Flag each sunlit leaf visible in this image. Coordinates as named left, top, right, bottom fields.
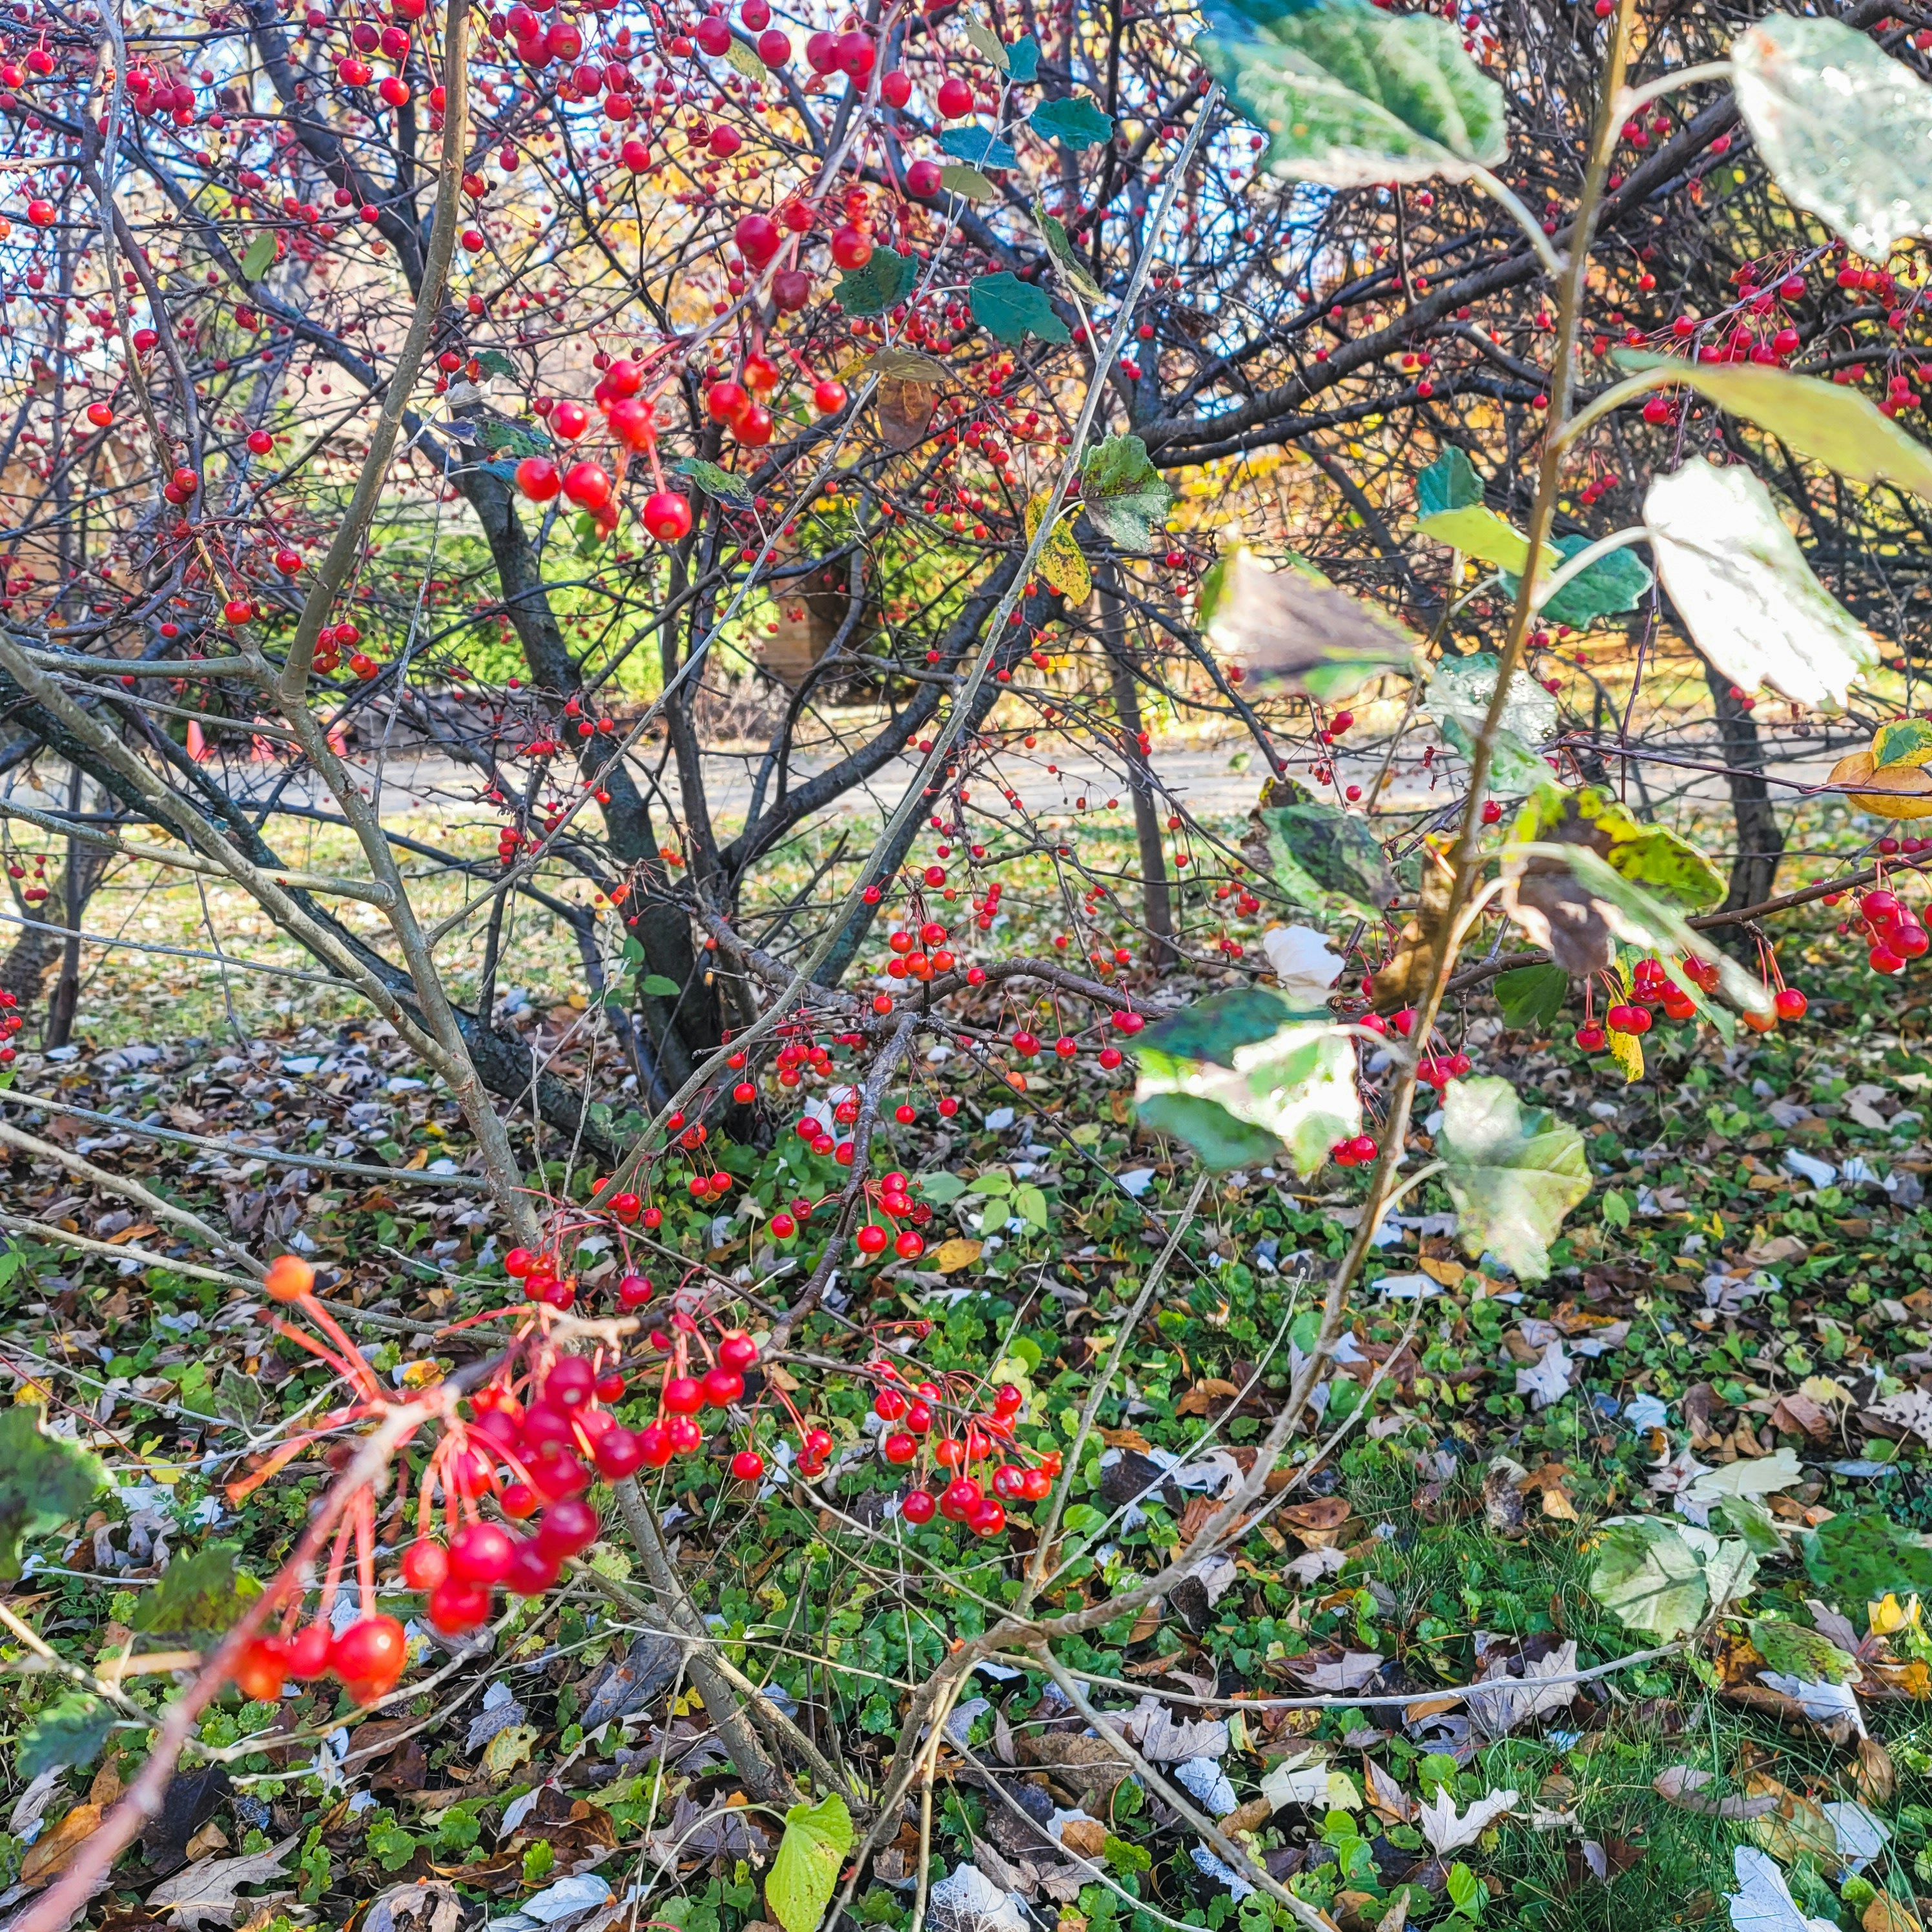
left=1643, top=461, right=1880, bottom=709
left=1080, top=433, right=1173, bottom=550
left=1749, top=1618, right=1860, bottom=1686
left=1435, top=1074, right=1588, bottom=1281
left=721, top=34, right=766, bottom=83
left=1426, top=650, right=1556, bottom=790
left=1200, top=547, right=1418, bottom=701
left=1588, top=1518, right=1711, bottom=1639
left=1731, top=14, right=1932, bottom=260
left=1025, top=498, right=1091, bottom=603
left=675, top=456, right=753, bottom=506
left=1827, top=748, right=1932, bottom=819
left=969, top=272, right=1071, bottom=345
left=0, top=1407, right=105, bottom=1581
left=766, top=1792, right=854, bottom=1932
left=1615, top=349, right=1932, bottom=504
left=963, top=15, right=1010, bottom=70
left=240, top=232, right=278, bottom=282
left=1417, top=444, right=1484, bottom=518
left=1136, top=987, right=1361, bottom=1177
left=1417, top=502, right=1554, bottom=575
left=1029, top=94, right=1114, bottom=149
left=1802, top=1510, right=1932, bottom=1618
left=1512, top=782, right=1724, bottom=912
left=1198, top=0, right=1505, bottom=186
left=938, top=163, right=998, bottom=200
left=1503, top=531, right=1654, bottom=626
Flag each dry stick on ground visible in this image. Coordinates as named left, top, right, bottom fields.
left=1033, top=1649, right=1333, bottom=1932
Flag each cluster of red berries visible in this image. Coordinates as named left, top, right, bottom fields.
left=514, top=356, right=692, bottom=544
left=311, top=621, right=362, bottom=677
left=875, top=1375, right=1060, bottom=1538
left=1851, top=888, right=1929, bottom=976
left=0, top=988, right=20, bottom=1063
left=233, top=1611, right=409, bottom=1705
left=1329, top=1133, right=1380, bottom=1167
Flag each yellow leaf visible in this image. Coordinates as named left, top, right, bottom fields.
left=1418, top=1257, right=1466, bottom=1286
left=1025, top=498, right=1091, bottom=604
left=1606, top=962, right=1643, bottom=1083
left=483, top=1724, right=538, bottom=1775
left=1829, top=746, right=1932, bottom=818
left=934, top=1237, right=983, bottom=1273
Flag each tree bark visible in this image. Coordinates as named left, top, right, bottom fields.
left=1096, top=562, right=1177, bottom=967
left=1702, top=654, right=1785, bottom=951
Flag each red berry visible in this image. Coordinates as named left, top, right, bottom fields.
left=504, top=1542, right=560, bottom=1596
left=731, top=1449, right=766, bottom=1481
left=402, top=1539, right=448, bottom=1590
left=883, top=1431, right=918, bottom=1463
left=535, top=1497, right=601, bottom=1560
left=331, top=1615, right=408, bottom=1701
left=702, top=1366, right=745, bottom=1407
left=936, top=74, right=972, bottom=116
left=449, top=1521, right=517, bottom=1584
left=644, top=491, right=692, bottom=542
left=1774, top=987, right=1808, bottom=1020
left=285, top=1624, right=333, bottom=1680
left=969, top=1497, right=1007, bottom=1537
left=1574, top=1023, right=1607, bottom=1052
left=940, top=1476, right=983, bottom=1521
left=595, top=1426, right=644, bottom=1478
left=427, top=1577, right=492, bottom=1633
left=901, top=1488, right=937, bottom=1523
left=662, top=1375, right=704, bottom=1414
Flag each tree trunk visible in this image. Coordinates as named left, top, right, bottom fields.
left=1096, top=562, right=1177, bottom=967
left=1702, top=655, right=1785, bottom=947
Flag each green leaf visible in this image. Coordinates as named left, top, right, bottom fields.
left=1029, top=94, right=1114, bottom=149
left=1417, top=502, right=1554, bottom=576
left=1802, top=1509, right=1932, bottom=1617
left=475, top=348, right=518, bottom=379
left=918, top=1171, right=967, bottom=1204
left=675, top=455, right=753, bottom=506
left=1588, top=1518, right=1709, bottom=1639
left=938, top=163, right=998, bottom=200
left=0, top=1408, right=105, bottom=1581
left=1436, top=1074, right=1588, bottom=1282
left=941, top=125, right=1018, bottom=170
left=1078, top=434, right=1173, bottom=550
left=1417, top=446, right=1483, bottom=518
left=1502, top=531, right=1654, bottom=628
left=1494, top=963, right=1568, bottom=1032
left=1005, top=34, right=1040, bottom=81
left=639, top=972, right=683, bottom=998
left=766, top=1791, right=854, bottom=1932
left=1512, top=783, right=1724, bottom=912
left=1445, top=1862, right=1485, bottom=1921
left=1198, top=546, right=1418, bottom=701
left=968, top=272, right=1071, bottom=345
left=1600, top=1187, right=1630, bottom=1229
left=1136, top=988, right=1361, bottom=1177
left=834, top=245, right=917, bottom=318
left=136, top=1541, right=260, bottom=1640
left=1103, top=1836, right=1152, bottom=1878
left=1198, top=0, right=1505, bottom=187
left=1033, top=203, right=1102, bottom=302
left=477, top=419, right=551, bottom=459
left=1748, top=1617, right=1860, bottom=1685
left=1618, top=349, right=1932, bottom=505
left=1259, top=801, right=1398, bottom=916
left=1643, top=459, right=1879, bottom=709
left=963, top=15, right=1010, bottom=68
left=19, top=1691, right=115, bottom=1782
left=1732, top=14, right=1932, bottom=260
left=240, top=232, right=278, bottom=282
left=1012, top=1184, right=1049, bottom=1228
left=1873, top=717, right=1932, bottom=768
left=721, top=32, right=766, bottom=83
left=1427, top=650, right=1557, bottom=756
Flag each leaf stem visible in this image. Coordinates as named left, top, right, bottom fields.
left=1468, top=165, right=1565, bottom=280
left=1531, top=524, right=1651, bottom=611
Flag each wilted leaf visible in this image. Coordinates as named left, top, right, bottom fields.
left=1802, top=1510, right=1932, bottom=1618
left=963, top=15, right=1010, bottom=68
left=1370, top=848, right=1455, bottom=1011
left=1731, top=15, right=1932, bottom=260
left=1034, top=204, right=1102, bottom=302
left=1029, top=94, right=1114, bottom=148
left=1198, top=547, right=1419, bottom=701
left=1588, top=1518, right=1710, bottom=1639
left=1494, top=963, right=1568, bottom=1031
left=1080, top=434, right=1174, bottom=551
left=836, top=245, right=916, bottom=318
left=1828, top=745, right=1932, bottom=820
left=1135, top=987, right=1361, bottom=1177
left=1258, top=800, right=1398, bottom=916
left=1643, top=461, right=1880, bottom=708
left=1436, top=1075, right=1589, bottom=1282
left=877, top=378, right=938, bottom=451
left=1723, top=1845, right=1840, bottom=1932
left=1749, top=1619, right=1861, bottom=1686
left=969, top=272, right=1070, bottom=345
left=0, top=1407, right=105, bottom=1580
left=1025, top=498, right=1091, bottom=603
left=1426, top=651, right=1557, bottom=792
left=1199, top=0, right=1505, bottom=187
left=1616, top=350, right=1932, bottom=504
left=766, top=1791, right=853, bottom=1932
left=1417, top=1786, right=1519, bottom=1855
left=147, top=1835, right=299, bottom=1929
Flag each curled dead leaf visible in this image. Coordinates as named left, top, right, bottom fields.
left=876, top=378, right=938, bottom=451
left=21, top=1802, right=102, bottom=1887
left=1829, top=746, right=1932, bottom=819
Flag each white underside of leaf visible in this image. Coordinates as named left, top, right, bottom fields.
left=1643, top=461, right=1879, bottom=708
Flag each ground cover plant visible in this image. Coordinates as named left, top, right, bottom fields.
left=15, top=0, right=1932, bottom=1922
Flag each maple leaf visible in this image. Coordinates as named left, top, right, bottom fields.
left=1417, top=1786, right=1519, bottom=1855
left=147, top=1834, right=298, bottom=1928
